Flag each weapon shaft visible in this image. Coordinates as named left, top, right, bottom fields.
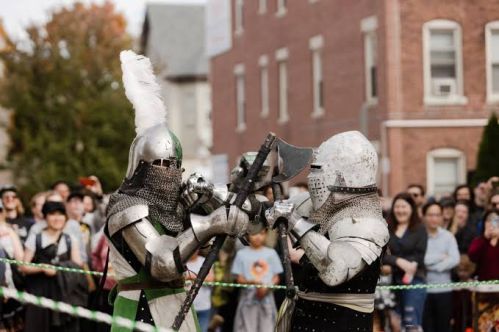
left=172, top=133, right=277, bottom=330
left=272, top=183, right=296, bottom=299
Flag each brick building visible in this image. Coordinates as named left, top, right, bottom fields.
left=208, top=0, right=499, bottom=197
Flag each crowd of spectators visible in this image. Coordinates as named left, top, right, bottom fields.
left=376, top=176, right=499, bottom=332
left=0, top=176, right=112, bottom=332
left=0, top=174, right=496, bottom=332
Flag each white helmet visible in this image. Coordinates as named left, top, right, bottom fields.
left=307, top=131, right=378, bottom=210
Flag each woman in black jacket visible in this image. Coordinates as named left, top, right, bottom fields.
left=383, top=192, right=428, bottom=331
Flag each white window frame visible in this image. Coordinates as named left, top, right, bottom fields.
left=234, top=0, right=244, bottom=36
left=309, top=35, right=325, bottom=118
left=276, top=0, right=287, bottom=17
left=426, top=148, right=466, bottom=196
left=276, top=47, right=289, bottom=124
left=361, top=16, right=378, bottom=105
left=259, top=55, right=270, bottom=118
left=258, top=0, right=267, bottom=14
left=422, top=19, right=467, bottom=106
left=234, top=64, right=246, bottom=132
left=485, top=21, right=499, bottom=104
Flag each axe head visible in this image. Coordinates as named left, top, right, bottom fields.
left=273, top=138, right=313, bottom=183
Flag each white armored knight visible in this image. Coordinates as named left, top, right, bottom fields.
left=266, top=131, right=389, bottom=332
left=105, top=51, right=250, bottom=331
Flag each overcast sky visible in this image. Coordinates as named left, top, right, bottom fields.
left=0, top=0, right=207, bottom=40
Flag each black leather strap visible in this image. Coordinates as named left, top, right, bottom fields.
left=173, top=247, right=185, bottom=273
left=327, top=185, right=378, bottom=195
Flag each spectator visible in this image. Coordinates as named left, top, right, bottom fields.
left=90, top=228, right=116, bottom=332
left=66, top=192, right=91, bottom=266
left=80, top=176, right=108, bottom=233
left=453, top=185, right=480, bottom=223
left=66, top=191, right=95, bottom=302
left=45, top=191, right=64, bottom=202
left=51, top=180, right=71, bottom=202
left=383, top=192, right=427, bottom=331
left=0, top=201, right=24, bottom=331
left=28, top=192, right=86, bottom=264
left=185, top=250, right=214, bottom=332
left=82, top=192, right=95, bottom=214
left=231, top=229, right=283, bottom=332
left=439, top=197, right=456, bottom=230
left=487, top=189, right=499, bottom=211
left=450, top=201, right=477, bottom=253
left=1, top=186, right=33, bottom=243
left=407, top=184, right=426, bottom=217
left=21, top=201, right=83, bottom=332
left=468, top=210, right=499, bottom=280
left=30, top=192, right=47, bottom=224
left=211, top=238, right=238, bottom=332
left=422, top=202, right=460, bottom=332
left=453, top=184, right=473, bottom=203
left=474, top=182, right=488, bottom=212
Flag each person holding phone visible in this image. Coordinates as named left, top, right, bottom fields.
left=468, top=210, right=499, bottom=281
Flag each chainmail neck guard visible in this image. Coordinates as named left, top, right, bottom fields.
left=309, top=192, right=382, bottom=235
left=107, top=161, right=184, bottom=234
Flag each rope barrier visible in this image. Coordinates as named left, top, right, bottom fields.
left=1, top=257, right=498, bottom=291
left=0, top=257, right=103, bottom=276
left=0, top=286, right=172, bottom=332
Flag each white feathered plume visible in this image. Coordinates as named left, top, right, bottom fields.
left=120, top=50, right=167, bottom=135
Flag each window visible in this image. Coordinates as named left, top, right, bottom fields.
left=235, top=0, right=244, bottom=35
left=426, top=148, right=466, bottom=196
left=486, top=21, right=499, bottom=103
left=361, top=16, right=378, bottom=104
left=234, top=64, right=246, bottom=132
left=276, top=48, right=289, bottom=123
left=259, top=55, right=269, bottom=117
left=277, top=0, right=287, bottom=17
left=423, top=20, right=466, bottom=105
left=259, top=0, right=267, bottom=14
left=309, top=35, right=324, bottom=117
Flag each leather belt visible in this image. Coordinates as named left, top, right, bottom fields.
left=117, top=279, right=185, bottom=292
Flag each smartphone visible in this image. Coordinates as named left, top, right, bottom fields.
left=492, top=217, right=499, bottom=229
left=80, top=177, right=96, bottom=186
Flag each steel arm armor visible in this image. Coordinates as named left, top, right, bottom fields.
left=108, top=205, right=248, bottom=282
left=290, top=214, right=388, bottom=287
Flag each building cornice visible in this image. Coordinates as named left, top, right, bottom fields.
left=383, top=119, right=488, bottom=128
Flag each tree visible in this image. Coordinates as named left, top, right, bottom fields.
left=472, top=112, right=499, bottom=185
left=0, top=2, right=135, bottom=198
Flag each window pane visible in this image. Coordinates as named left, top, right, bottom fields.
left=491, top=30, right=499, bottom=63
left=431, top=64, right=455, bottom=79
left=493, top=64, right=499, bottom=93
left=371, top=66, right=377, bottom=97
left=430, top=30, right=454, bottom=50
left=430, top=50, right=456, bottom=65
left=433, top=157, right=458, bottom=195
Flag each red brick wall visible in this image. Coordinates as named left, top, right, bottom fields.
left=388, top=126, right=484, bottom=195
left=211, top=0, right=382, bottom=167
left=396, top=0, right=499, bottom=118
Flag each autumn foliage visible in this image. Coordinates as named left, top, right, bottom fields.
left=0, top=2, right=135, bottom=197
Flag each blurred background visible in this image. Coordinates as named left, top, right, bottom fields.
left=0, top=0, right=498, bottom=199
left=0, top=2, right=498, bottom=332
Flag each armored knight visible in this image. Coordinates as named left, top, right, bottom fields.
left=105, top=51, right=250, bottom=331
left=266, top=131, right=390, bottom=332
